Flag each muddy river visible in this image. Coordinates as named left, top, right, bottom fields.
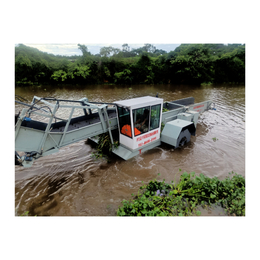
left=15, top=84, right=245, bottom=216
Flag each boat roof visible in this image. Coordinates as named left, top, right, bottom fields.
left=114, top=96, right=163, bottom=109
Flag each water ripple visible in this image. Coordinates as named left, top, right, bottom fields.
left=15, top=84, right=245, bottom=216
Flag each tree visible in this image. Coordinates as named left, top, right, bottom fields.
left=132, top=53, right=155, bottom=84
left=100, top=46, right=121, bottom=57
left=131, top=47, right=143, bottom=56
left=51, top=70, right=68, bottom=82
left=154, top=49, right=167, bottom=55
left=114, top=69, right=132, bottom=84
left=131, top=44, right=157, bottom=56
left=100, top=46, right=113, bottom=57
left=111, top=48, right=121, bottom=56
left=77, top=44, right=89, bottom=56
left=122, top=44, right=130, bottom=52
left=15, top=43, right=245, bottom=86
left=15, top=53, right=33, bottom=84
left=143, top=43, right=156, bottom=53
left=169, top=45, right=215, bottom=84
left=214, top=47, right=245, bottom=83
left=73, top=65, right=91, bottom=79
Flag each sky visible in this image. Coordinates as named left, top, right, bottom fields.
left=22, top=43, right=181, bottom=56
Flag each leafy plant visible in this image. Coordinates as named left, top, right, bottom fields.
left=17, top=210, right=37, bottom=217
left=117, top=171, right=245, bottom=216
left=162, top=108, right=169, bottom=112
left=91, top=132, right=119, bottom=160
left=20, top=211, right=29, bottom=216
left=160, top=122, right=165, bottom=132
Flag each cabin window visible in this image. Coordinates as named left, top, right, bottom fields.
left=133, top=106, right=150, bottom=136
left=117, top=106, right=132, bottom=138
left=150, top=104, right=161, bottom=130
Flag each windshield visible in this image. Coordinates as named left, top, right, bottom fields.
left=117, top=106, right=132, bottom=138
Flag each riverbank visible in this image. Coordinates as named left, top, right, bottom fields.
left=15, top=44, right=245, bottom=86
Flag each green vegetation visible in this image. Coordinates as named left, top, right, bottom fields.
left=162, top=108, right=169, bottom=112
left=16, top=210, right=37, bottom=217
left=15, top=43, right=245, bottom=86
left=160, top=122, right=165, bottom=132
left=90, top=132, right=119, bottom=160
left=20, top=211, right=29, bottom=216
left=117, top=171, right=245, bottom=216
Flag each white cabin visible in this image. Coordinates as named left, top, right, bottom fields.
left=114, top=96, right=163, bottom=151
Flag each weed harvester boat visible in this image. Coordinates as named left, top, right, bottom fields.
left=15, top=95, right=215, bottom=167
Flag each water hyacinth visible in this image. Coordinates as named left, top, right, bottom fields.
left=156, top=190, right=165, bottom=196
left=117, top=171, right=245, bottom=216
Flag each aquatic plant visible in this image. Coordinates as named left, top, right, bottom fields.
left=16, top=210, right=37, bottom=217
left=160, top=122, right=165, bottom=132
left=117, top=171, right=245, bottom=216
left=20, top=211, right=29, bottom=216
left=91, top=132, right=119, bottom=160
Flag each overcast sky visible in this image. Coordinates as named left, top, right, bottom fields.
left=22, top=43, right=181, bottom=56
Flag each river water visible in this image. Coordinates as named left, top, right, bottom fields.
left=15, top=84, right=245, bottom=216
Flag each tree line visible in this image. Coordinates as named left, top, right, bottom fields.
left=15, top=43, right=245, bottom=86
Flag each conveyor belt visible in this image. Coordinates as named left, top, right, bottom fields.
left=51, top=110, right=117, bottom=133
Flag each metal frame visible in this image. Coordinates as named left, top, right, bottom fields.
left=15, top=96, right=117, bottom=167
left=15, top=96, right=214, bottom=167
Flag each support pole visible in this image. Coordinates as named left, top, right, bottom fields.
left=103, top=107, right=114, bottom=146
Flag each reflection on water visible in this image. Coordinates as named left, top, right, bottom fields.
left=15, top=84, right=245, bottom=216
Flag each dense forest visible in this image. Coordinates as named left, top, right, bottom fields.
left=15, top=43, right=245, bottom=86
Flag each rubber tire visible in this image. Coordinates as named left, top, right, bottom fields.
left=176, top=129, right=191, bottom=148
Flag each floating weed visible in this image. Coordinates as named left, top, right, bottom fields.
left=17, top=211, right=37, bottom=217
left=196, top=210, right=201, bottom=216
left=212, top=137, right=218, bottom=142
left=91, top=132, right=119, bottom=161
left=117, top=171, right=245, bottom=217
left=20, top=211, right=29, bottom=216
left=160, top=122, right=165, bottom=132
